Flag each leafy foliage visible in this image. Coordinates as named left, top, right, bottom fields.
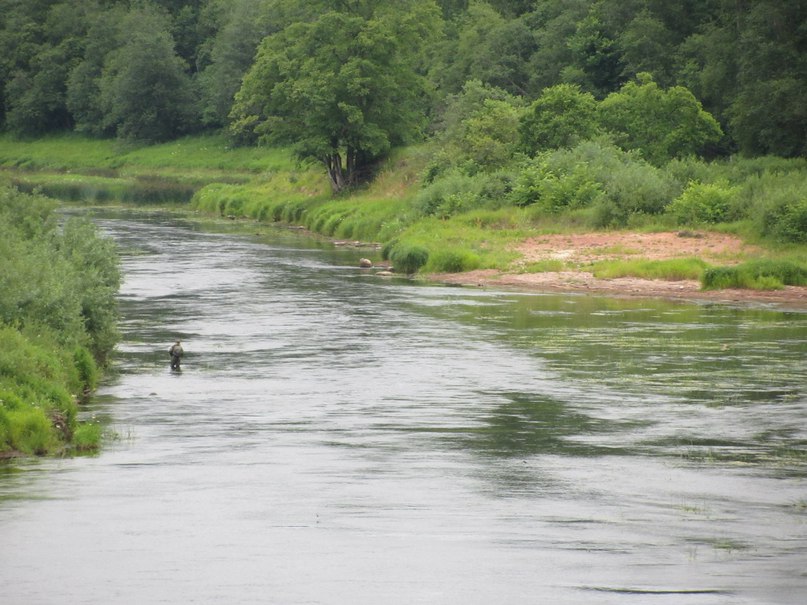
left=599, top=74, right=723, bottom=165
left=0, top=185, right=120, bottom=456
left=668, top=180, right=739, bottom=226
left=231, top=3, right=441, bottom=192
left=520, top=83, right=600, bottom=153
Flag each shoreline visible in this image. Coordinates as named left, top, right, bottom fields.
left=429, top=268, right=807, bottom=309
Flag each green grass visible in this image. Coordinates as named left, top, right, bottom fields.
left=702, top=258, right=807, bottom=290
left=591, top=257, right=709, bottom=281
left=0, top=133, right=294, bottom=173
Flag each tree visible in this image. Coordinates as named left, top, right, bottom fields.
left=519, top=83, right=600, bottom=154
left=726, top=1, right=807, bottom=157
left=599, top=74, right=723, bottom=164
left=97, top=5, right=199, bottom=142
left=231, top=3, right=442, bottom=192
left=66, top=5, right=126, bottom=137
left=563, top=11, right=625, bottom=96
left=431, top=3, right=536, bottom=96
left=198, top=0, right=293, bottom=127
left=1, top=1, right=90, bottom=136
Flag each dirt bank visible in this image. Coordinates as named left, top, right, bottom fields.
left=430, top=231, right=806, bottom=309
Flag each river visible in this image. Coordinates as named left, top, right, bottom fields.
left=1, top=211, right=806, bottom=604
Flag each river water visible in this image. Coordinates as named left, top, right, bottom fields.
left=1, top=211, right=806, bottom=604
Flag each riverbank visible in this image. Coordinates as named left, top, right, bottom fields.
left=428, top=230, right=807, bottom=308
left=2, top=134, right=805, bottom=307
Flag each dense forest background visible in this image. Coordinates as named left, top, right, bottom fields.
left=2, top=0, right=806, bottom=246
left=2, top=0, right=805, bottom=157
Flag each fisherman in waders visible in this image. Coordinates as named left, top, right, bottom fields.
left=169, top=340, right=183, bottom=370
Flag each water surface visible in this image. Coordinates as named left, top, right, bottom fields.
left=1, top=211, right=806, bottom=604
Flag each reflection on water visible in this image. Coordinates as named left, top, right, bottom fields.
left=1, top=211, right=805, bottom=605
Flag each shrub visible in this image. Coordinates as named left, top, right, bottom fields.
left=510, top=140, right=676, bottom=227
left=389, top=243, right=430, bottom=274
left=668, top=180, right=739, bottom=225
left=73, top=346, right=99, bottom=392
left=755, top=182, right=807, bottom=243
left=427, top=249, right=481, bottom=273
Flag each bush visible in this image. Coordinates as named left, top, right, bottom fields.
left=427, top=249, right=481, bottom=273
left=754, top=179, right=807, bottom=243
left=510, top=140, right=676, bottom=227
left=389, top=243, right=430, bottom=274
left=668, top=180, right=739, bottom=225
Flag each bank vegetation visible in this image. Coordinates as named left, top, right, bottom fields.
left=0, top=185, right=120, bottom=457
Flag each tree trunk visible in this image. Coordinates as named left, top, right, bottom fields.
left=325, top=152, right=346, bottom=193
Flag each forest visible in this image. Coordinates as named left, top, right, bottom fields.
left=2, top=1, right=806, bottom=165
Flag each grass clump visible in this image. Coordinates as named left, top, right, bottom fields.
left=702, top=259, right=807, bottom=290
left=592, top=258, right=708, bottom=281
left=388, top=243, right=430, bottom=274
left=426, top=248, right=482, bottom=273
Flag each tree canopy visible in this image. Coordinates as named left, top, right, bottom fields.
left=1, top=0, right=806, bottom=184
left=230, top=2, right=441, bottom=192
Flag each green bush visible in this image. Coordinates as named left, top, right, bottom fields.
left=510, top=140, right=676, bottom=227
left=389, top=243, right=430, bottom=274
left=754, top=179, right=807, bottom=243
left=668, top=180, right=739, bottom=225
left=427, top=249, right=481, bottom=273
left=0, top=185, right=120, bottom=456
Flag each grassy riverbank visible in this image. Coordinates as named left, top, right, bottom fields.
left=1, top=134, right=806, bottom=293
left=0, top=185, right=120, bottom=457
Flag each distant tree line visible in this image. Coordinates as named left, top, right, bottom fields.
left=2, top=0, right=806, bottom=190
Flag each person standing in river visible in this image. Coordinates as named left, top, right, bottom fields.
left=169, top=340, right=183, bottom=370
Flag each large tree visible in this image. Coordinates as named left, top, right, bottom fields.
left=230, top=2, right=442, bottom=192
left=97, top=4, right=199, bottom=142
left=599, top=74, right=723, bottom=164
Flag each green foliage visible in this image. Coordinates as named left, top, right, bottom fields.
left=725, top=1, right=807, bottom=157
left=73, top=346, right=99, bottom=392
left=520, top=84, right=600, bottom=154
left=98, top=5, right=199, bottom=142
left=428, top=80, right=524, bottom=177
left=388, top=243, right=430, bottom=274
left=416, top=170, right=512, bottom=219
left=744, top=173, right=807, bottom=244
left=668, top=180, right=739, bottom=226
left=508, top=139, right=676, bottom=227
left=231, top=3, right=441, bottom=192
left=0, top=185, right=118, bottom=456
left=72, top=422, right=102, bottom=453
left=702, top=260, right=807, bottom=291
left=5, top=407, right=55, bottom=455
left=592, top=258, right=708, bottom=281
left=599, top=74, right=723, bottom=165
left=426, top=248, right=481, bottom=273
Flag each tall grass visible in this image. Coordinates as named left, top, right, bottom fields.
left=702, top=259, right=807, bottom=290
left=592, top=258, right=708, bottom=280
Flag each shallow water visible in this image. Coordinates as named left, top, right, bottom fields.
left=2, top=211, right=806, bottom=605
